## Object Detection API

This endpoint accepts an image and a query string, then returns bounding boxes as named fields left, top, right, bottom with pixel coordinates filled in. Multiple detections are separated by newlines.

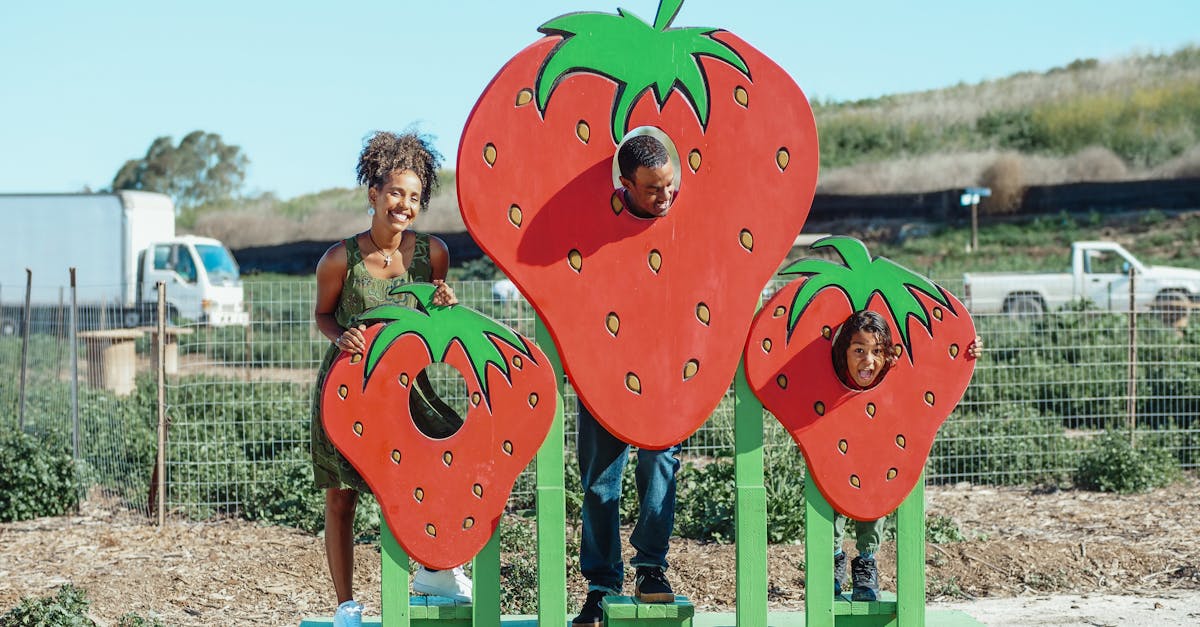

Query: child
left=828, top=310, right=981, bottom=600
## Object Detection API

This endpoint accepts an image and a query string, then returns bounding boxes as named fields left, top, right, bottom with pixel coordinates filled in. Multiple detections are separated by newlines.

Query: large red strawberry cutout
left=321, top=284, right=557, bottom=569
left=457, top=0, right=818, bottom=448
left=744, top=237, right=977, bottom=521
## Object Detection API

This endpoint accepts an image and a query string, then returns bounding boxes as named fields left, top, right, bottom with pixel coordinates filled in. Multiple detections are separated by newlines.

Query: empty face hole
left=409, top=363, right=468, bottom=439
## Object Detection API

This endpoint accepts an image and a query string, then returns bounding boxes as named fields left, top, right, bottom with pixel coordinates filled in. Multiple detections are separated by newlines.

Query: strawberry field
left=2, top=277, right=1197, bottom=530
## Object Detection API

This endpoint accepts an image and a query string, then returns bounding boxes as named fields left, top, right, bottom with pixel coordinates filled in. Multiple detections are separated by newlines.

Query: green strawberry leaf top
left=356, top=283, right=534, bottom=404
left=779, top=236, right=953, bottom=356
left=536, top=0, right=749, bottom=143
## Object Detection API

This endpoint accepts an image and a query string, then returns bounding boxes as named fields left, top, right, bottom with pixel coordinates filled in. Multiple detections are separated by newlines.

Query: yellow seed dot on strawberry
left=866, top=403, right=876, bottom=417
left=515, top=89, right=533, bottom=106
left=399, top=373, right=410, bottom=387
left=814, top=401, right=825, bottom=416
left=777, top=374, right=788, bottom=390
left=610, top=191, right=624, bottom=215
left=838, top=439, right=848, bottom=454
left=337, top=385, right=348, bottom=400
left=894, top=344, right=903, bottom=357
left=349, top=353, right=362, bottom=364
left=414, top=488, right=424, bottom=502
left=924, top=391, right=935, bottom=405
left=426, top=524, right=436, bottom=537
left=353, top=422, right=363, bottom=436
left=696, top=303, right=711, bottom=325
left=391, top=450, right=401, bottom=464
left=849, top=475, right=861, bottom=488
left=483, top=143, right=497, bottom=166
left=734, top=86, right=749, bottom=107
left=688, top=149, right=702, bottom=172
left=774, top=306, right=786, bottom=318
left=776, top=148, right=790, bottom=171
left=625, top=372, right=642, bottom=394
left=568, top=249, right=583, bottom=272
left=473, top=484, right=483, bottom=498
left=886, top=468, right=898, bottom=480
left=606, top=312, right=620, bottom=336
left=895, top=434, right=907, bottom=449
left=648, top=250, right=662, bottom=273
left=933, top=307, right=943, bottom=321
left=471, top=391, right=481, bottom=406
left=502, top=440, right=513, bottom=455
left=822, top=325, right=832, bottom=339
left=739, top=229, right=754, bottom=252
left=683, top=359, right=699, bottom=380
left=513, top=355, right=523, bottom=368
left=463, top=517, right=475, bottom=530
left=442, top=451, right=453, bottom=466
left=508, top=205, right=523, bottom=228
left=576, top=120, right=590, bottom=144
left=949, top=344, right=960, bottom=358
left=528, top=393, right=539, bottom=408
left=762, top=338, right=773, bottom=353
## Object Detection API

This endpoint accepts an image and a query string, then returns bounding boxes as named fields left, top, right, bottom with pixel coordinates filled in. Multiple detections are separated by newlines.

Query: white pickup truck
left=963, top=241, right=1200, bottom=318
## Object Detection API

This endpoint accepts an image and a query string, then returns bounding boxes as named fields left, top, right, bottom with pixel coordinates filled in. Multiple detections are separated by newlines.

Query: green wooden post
left=381, top=515, right=412, bottom=627
left=535, top=316, right=569, bottom=626
left=473, top=530, right=502, bottom=627
left=804, top=472, right=836, bottom=627
left=733, top=362, right=767, bottom=627
left=894, top=474, right=926, bottom=627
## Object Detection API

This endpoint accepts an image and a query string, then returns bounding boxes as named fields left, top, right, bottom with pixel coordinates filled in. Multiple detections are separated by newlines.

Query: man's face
left=620, top=161, right=676, bottom=217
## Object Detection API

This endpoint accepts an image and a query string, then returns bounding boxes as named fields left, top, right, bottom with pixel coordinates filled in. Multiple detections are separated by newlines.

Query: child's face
left=844, top=330, right=888, bottom=388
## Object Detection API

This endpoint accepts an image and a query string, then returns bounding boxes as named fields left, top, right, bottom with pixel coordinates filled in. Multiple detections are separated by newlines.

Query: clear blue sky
left=1, top=0, right=1195, bottom=200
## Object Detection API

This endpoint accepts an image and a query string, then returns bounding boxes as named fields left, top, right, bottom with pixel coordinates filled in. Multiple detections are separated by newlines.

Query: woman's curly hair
left=356, top=131, right=443, bottom=209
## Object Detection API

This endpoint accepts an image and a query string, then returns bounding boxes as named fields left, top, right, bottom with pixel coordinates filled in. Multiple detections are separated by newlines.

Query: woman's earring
left=367, top=206, right=376, bottom=217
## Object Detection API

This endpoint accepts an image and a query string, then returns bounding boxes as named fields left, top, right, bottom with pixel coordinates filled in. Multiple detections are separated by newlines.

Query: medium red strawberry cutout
left=744, top=237, right=977, bottom=521
left=457, top=0, right=818, bottom=448
left=321, top=284, right=557, bottom=569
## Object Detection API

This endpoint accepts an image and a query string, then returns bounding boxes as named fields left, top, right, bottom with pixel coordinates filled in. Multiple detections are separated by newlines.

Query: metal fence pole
left=243, top=286, right=252, bottom=382
left=1127, top=267, right=1137, bottom=446
left=69, top=268, right=79, bottom=460
left=18, top=269, right=32, bottom=430
left=156, top=281, right=167, bottom=527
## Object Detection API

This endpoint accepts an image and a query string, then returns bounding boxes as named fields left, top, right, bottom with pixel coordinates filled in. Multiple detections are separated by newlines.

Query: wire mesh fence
left=2, top=277, right=1197, bottom=522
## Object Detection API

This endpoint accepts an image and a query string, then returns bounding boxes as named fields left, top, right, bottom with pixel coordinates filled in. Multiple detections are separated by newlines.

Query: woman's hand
left=334, top=324, right=368, bottom=354
left=968, top=335, right=984, bottom=358
left=432, top=279, right=458, bottom=306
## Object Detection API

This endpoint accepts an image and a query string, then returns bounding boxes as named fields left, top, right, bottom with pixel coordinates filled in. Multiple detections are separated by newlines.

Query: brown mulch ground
left=2, top=476, right=1198, bottom=625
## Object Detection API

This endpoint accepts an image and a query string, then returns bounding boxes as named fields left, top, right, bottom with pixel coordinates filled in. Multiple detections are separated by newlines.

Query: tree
left=111, top=130, right=248, bottom=210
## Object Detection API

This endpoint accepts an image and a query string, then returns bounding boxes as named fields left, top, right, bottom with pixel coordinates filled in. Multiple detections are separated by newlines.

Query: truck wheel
left=1003, top=295, right=1045, bottom=319
left=1152, top=292, right=1188, bottom=326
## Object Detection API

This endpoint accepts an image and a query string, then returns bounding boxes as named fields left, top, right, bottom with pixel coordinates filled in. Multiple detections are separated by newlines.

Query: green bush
left=926, top=514, right=966, bottom=544
left=1074, top=431, right=1180, bottom=493
left=499, top=514, right=539, bottom=615
left=675, top=446, right=808, bottom=544
left=0, top=429, right=81, bottom=522
left=0, top=584, right=163, bottom=627
left=931, top=403, right=1073, bottom=485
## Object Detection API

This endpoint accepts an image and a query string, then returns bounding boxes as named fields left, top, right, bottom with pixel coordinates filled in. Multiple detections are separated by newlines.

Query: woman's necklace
left=366, top=230, right=401, bottom=267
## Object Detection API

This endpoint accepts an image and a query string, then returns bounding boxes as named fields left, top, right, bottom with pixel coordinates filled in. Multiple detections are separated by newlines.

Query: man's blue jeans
left=577, top=401, right=681, bottom=593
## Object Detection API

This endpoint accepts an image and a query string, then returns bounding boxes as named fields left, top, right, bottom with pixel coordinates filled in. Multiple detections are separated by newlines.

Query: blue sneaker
left=851, top=556, right=879, bottom=602
left=333, top=599, right=363, bottom=627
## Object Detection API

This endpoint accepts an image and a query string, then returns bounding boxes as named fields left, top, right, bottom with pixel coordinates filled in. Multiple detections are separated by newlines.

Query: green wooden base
left=300, top=608, right=982, bottom=627
left=603, top=596, right=695, bottom=627
left=299, top=596, right=472, bottom=627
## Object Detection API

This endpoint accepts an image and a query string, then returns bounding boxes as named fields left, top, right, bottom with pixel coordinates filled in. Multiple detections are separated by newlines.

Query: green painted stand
left=604, top=596, right=695, bottom=627
left=303, top=317, right=979, bottom=626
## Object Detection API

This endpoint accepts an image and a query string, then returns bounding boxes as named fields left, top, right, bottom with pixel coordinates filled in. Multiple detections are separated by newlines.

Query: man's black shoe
left=833, top=551, right=847, bottom=595
left=572, top=590, right=606, bottom=626
left=634, top=566, right=675, bottom=603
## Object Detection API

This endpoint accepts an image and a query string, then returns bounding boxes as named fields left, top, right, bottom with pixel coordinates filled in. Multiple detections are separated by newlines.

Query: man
left=573, top=133, right=681, bottom=626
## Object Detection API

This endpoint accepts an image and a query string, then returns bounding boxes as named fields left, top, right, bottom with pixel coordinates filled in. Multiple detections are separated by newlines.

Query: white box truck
left=0, top=191, right=249, bottom=334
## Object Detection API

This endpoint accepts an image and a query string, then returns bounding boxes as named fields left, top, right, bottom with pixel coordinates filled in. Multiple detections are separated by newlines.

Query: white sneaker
left=333, top=599, right=363, bottom=627
left=413, top=565, right=473, bottom=602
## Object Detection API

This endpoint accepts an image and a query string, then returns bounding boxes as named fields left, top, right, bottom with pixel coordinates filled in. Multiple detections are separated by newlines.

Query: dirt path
left=1, top=477, right=1197, bottom=625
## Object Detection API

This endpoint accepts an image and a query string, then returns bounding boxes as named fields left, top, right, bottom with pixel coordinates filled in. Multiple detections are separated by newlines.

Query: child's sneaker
left=333, top=599, right=363, bottom=627
left=833, top=551, right=847, bottom=595
left=850, top=555, right=879, bottom=602
left=413, top=565, right=473, bottom=602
